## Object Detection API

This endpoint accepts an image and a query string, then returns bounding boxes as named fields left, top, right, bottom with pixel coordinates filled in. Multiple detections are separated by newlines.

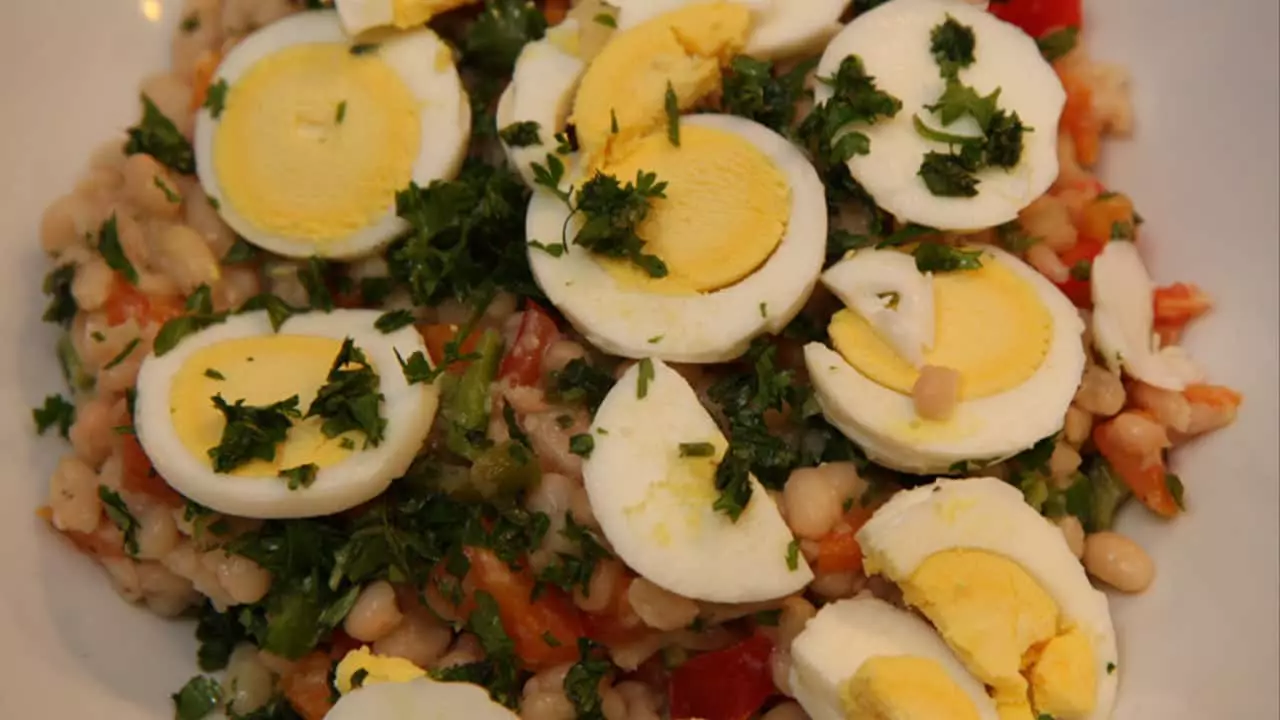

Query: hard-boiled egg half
left=527, top=3, right=826, bottom=363
left=1091, top=240, right=1205, bottom=390
left=790, top=595, right=1001, bottom=720
left=612, top=0, right=850, bottom=59
left=193, top=11, right=469, bottom=259
left=329, top=648, right=517, bottom=720
left=335, top=0, right=480, bottom=36
left=804, top=245, right=1086, bottom=474
left=134, top=309, right=439, bottom=519
left=582, top=359, right=812, bottom=603
left=814, top=0, right=1066, bottom=230
left=857, top=477, right=1119, bottom=720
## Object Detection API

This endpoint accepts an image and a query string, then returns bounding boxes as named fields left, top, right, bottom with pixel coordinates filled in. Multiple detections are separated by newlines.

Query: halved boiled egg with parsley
left=134, top=309, right=439, bottom=519
left=804, top=245, right=1086, bottom=474
left=1091, top=240, right=1205, bottom=390
left=857, top=477, right=1119, bottom=720
left=335, top=0, right=480, bottom=36
left=582, top=358, right=813, bottom=603
left=814, top=0, right=1065, bottom=230
left=612, top=0, right=850, bottom=59
left=790, top=595, right=1001, bottom=720
left=193, top=11, right=469, bottom=259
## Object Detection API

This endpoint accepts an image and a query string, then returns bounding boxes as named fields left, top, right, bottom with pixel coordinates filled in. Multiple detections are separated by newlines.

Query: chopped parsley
left=678, top=442, right=716, bottom=458
left=721, top=55, right=816, bottom=136
left=103, top=338, right=141, bottom=370
left=179, top=13, right=201, bottom=33
left=786, top=539, right=801, bottom=570
left=1070, top=259, right=1092, bottom=281
left=1037, top=26, right=1079, bottom=62
left=564, top=639, right=612, bottom=720
left=538, top=516, right=611, bottom=596
left=33, top=394, right=76, bottom=438
left=172, top=675, right=223, bottom=720
left=1166, top=472, right=1186, bottom=510
left=154, top=175, right=182, bottom=203
left=462, top=0, right=548, bottom=75
left=499, top=120, right=541, bottom=147
left=335, top=100, right=347, bottom=124
left=636, top=358, right=655, bottom=399
left=306, top=338, right=386, bottom=448
left=930, top=15, right=976, bottom=78
left=610, top=108, right=619, bottom=134
left=1107, top=662, right=1117, bottom=674
left=593, top=12, right=616, bottom=27
left=204, top=79, right=229, bottom=119
left=664, top=81, right=680, bottom=146
left=997, top=220, right=1040, bottom=253
left=237, top=292, right=297, bottom=333
left=528, top=240, right=565, bottom=257
left=297, top=257, right=334, bottom=312
left=99, top=486, right=139, bottom=556
left=549, top=358, right=615, bottom=413
left=125, top=95, right=196, bottom=174
left=567, top=170, right=669, bottom=277
left=753, top=609, right=782, bottom=626
left=154, top=284, right=229, bottom=355
left=916, top=73, right=1031, bottom=196
left=204, top=368, right=226, bottom=381
left=911, top=113, right=983, bottom=146
left=374, top=309, right=416, bottom=333
left=349, top=43, right=379, bottom=55
left=918, top=150, right=980, bottom=197
left=222, top=238, right=258, bottom=264
left=97, top=214, right=138, bottom=285
left=569, top=433, right=595, bottom=458
left=1111, top=221, right=1135, bottom=241
left=798, top=55, right=902, bottom=167
left=207, top=394, right=301, bottom=473
left=647, top=335, right=663, bottom=344
left=41, top=264, right=77, bottom=327
left=279, top=464, right=319, bottom=491
left=913, top=243, right=984, bottom=272
left=350, top=668, right=370, bottom=689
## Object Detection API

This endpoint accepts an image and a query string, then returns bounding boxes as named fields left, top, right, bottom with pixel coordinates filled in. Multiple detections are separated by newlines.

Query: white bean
left=48, top=455, right=102, bottom=533
left=121, top=152, right=183, bottom=218
left=155, top=224, right=221, bottom=294
left=627, top=578, right=699, bottom=632
left=373, top=607, right=452, bottom=667
left=344, top=581, right=404, bottom=643
left=210, top=551, right=272, bottom=604
left=225, top=644, right=274, bottom=715
left=782, top=467, right=844, bottom=540
left=1083, top=531, right=1155, bottom=593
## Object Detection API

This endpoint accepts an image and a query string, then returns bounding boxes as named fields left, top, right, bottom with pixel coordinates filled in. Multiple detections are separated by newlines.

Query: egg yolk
left=841, top=655, right=983, bottom=720
left=596, top=125, right=790, bottom=294
left=169, top=335, right=361, bottom=476
left=333, top=647, right=426, bottom=695
left=899, top=549, right=1097, bottom=719
left=214, top=43, right=420, bottom=244
left=571, top=1, right=751, bottom=166
left=391, top=0, right=477, bottom=28
left=829, top=251, right=1053, bottom=400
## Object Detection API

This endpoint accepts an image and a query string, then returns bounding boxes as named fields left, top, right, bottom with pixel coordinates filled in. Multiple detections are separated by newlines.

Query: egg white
left=327, top=678, right=519, bottom=720
left=790, top=595, right=1002, bottom=720
left=822, top=248, right=937, bottom=367
left=813, top=0, right=1065, bottom=230
left=582, top=358, right=813, bottom=603
left=805, top=245, right=1086, bottom=474
left=1091, top=240, right=1205, bottom=391
left=495, top=22, right=587, bottom=189
left=193, top=11, right=470, bottom=259
left=856, top=477, right=1119, bottom=720
left=613, top=0, right=849, bottom=59
left=134, top=309, right=439, bottom=519
left=527, top=113, right=826, bottom=364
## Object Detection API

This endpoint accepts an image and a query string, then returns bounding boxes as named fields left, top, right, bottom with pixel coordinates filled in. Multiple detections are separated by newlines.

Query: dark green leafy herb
left=531, top=153, right=570, bottom=201
left=237, top=293, right=297, bottom=333
left=664, top=82, right=680, bottom=146
left=554, top=129, right=578, bottom=154
left=997, top=220, right=1040, bottom=253
left=42, top=264, right=77, bottom=327
left=298, top=257, right=335, bottom=312
left=549, top=358, right=616, bottom=413
left=984, top=110, right=1028, bottom=168
left=349, top=43, right=379, bottom=55
left=564, top=639, right=612, bottom=720
left=827, top=229, right=874, bottom=266
left=103, top=337, right=141, bottom=370
left=99, top=486, right=139, bottom=555
left=930, top=15, right=976, bottom=78
left=919, top=150, right=980, bottom=197
left=528, top=240, right=565, bottom=257
left=180, top=13, right=201, bottom=32
left=721, top=55, right=816, bottom=136
left=465, top=590, right=522, bottom=705
left=572, top=171, right=669, bottom=277
left=1037, top=26, right=1079, bottom=62
left=927, top=78, right=1001, bottom=128
left=204, top=79, right=229, bottom=119
left=359, top=276, right=394, bottom=305
left=913, top=243, right=983, bottom=272
left=307, top=338, right=386, bottom=447
left=441, top=330, right=504, bottom=460
left=208, top=394, right=301, bottom=473
left=1166, top=472, right=1186, bottom=510
left=464, top=0, right=548, bottom=75
left=538, top=516, right=611, bottom=596
left=126, top=95, right=196, bottom=174
left=797, top=55, right=902, bottom=167
left=195, top=601, right=245, bottom=671
left=154, top=175, right=182, bottom=203
left=875, top=222, right=937, bottom=248
left=569, top=433, right=595, bottom=458
left=593, top=12, right=616, bottom=27
left=610, top=108, right=619, bottom=134
left=1070, top=259, right=1092, bottom=281
left=335, top=100, right=347, bottom=124
left=1111, top=221, right=1135, bottom=241
left=499, top=120, right=542, bottom=147
left=786, top=539, right=800, bottom=570
left=33, top=394, right=75, bottom=438
left=1107, top=662, right=1117, bottom=674
left=155, top=284, right=230, bottom=355
left=374, top=309, right=416, bottom=334
left=97, top=214, right=138, bottom=285
left=753, top=609, right=782, bottom=626
left=222, top=238, right=259, bottom=264
left=172, top=675, right=223, bottom=720
left=912, top=114, right=983, bottom=146
left=280, top=464, right=319, bottom=490
left=636, top=358, right=655, bottom=398
left=678, top=442, right=716, bottom=458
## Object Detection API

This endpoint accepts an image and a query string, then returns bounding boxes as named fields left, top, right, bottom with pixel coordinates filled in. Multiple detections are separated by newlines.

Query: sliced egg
left=813, top=0, right=1065, bottom=230
left=1091, top=240, right=1205, bottom=390
left=582, top=358, right=812, bottom=603
left=193, top=11, right=469, bottom=259
left=790, top=595, right=1000, bottom=720
left=857, top=477, right=1119, bottom=720
left=612, top=0, right=849, bottom=59
left=805, top=245, right=1085, bottom=474
left=495, top=21, right=587, bottom=188
left=134, top=309, right=439, bottom=519
left=335, top=0, right=481, bottom=36
left=527, top=114, right=826, bottom=363
left=333, top=647, right=426, bottom=694
left=328, top=678, right=518, bottom=720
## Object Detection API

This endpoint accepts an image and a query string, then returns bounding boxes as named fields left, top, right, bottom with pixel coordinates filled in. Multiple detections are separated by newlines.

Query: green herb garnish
left=721, top=55, right=816, bottom=136
left=279, top=463, right=319, bottom=490
left=208, top=394, right=301, bottom=473
left=42, top=264, right=77, bottom=327
left=171, top=675, right=223, bottom=720
left=374, top=309, right=416, bottom=334
left=99, top=486, right=139, bottom=555
left=678, top=442, right=716, bottom=458
left=97, top=214, right=138, bottom=285
left=306, top=338, right=386, bottom=448
left=664, top=81, right=680, bottom=146
left=335, top=100, right=347, bottom=124
left=637, top=358, right=654, bottom=399
left=499, top=120, right=541, bottom=147
left=1038, top=26, right=1079, bottom=62
left=154, top=175, right=182, bottom=203
left=930, top=15, right=976, bottom=78
left=33, top=394, right=75, bottom=438
left=125, top=95, right=196, bottom=174
left=569, top=433, right=595, bottom=458
left=913, top=243, right=984, bottom=272
left=786, top=539, right=801, bottom=570
left=204, top=79, right=228, bottom=119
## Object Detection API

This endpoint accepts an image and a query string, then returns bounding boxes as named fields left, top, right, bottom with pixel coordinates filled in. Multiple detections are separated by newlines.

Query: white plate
left=0, top=1, right=1275, bottom=718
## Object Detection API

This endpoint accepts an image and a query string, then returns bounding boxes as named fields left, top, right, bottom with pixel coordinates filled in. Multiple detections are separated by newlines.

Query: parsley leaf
left=172, top=675, right=223, bottom=720
left=984, top=109, right=1028, bottom=168
left=528, top=240, right=565, bottom=257
left=208, top=394, right=301, bottom=473
left=1166, top=472, right=1186, bottom=510
left=569, top=433, right=594, bottom=458
left=721, top=55, right=816, bottom=136
left=154, top=175, right=182, bottom=203
left=549, top=358, right=616, bottom=413
left=99, top=486, right=139, bottom=555
left=786, top=539, right=801, bottom=570
left=636, top=358, right=655, bottom=398
left=180, top=13, right=201, bottom=32
left=297, top=257, right=334, bottom=312
left=194, top=601, right=245, bottom=672
left=918, top=150, right=981, bottom=197
left=306, top=338, right=386, bottom=447
left=125, top=95, right=196, bottom=174
left=237, top=293, right=297, bottom=333
left=335, top=100, right=347, bottom=124
left=564, top=639, right=612, bottom=720
left=103, top=337, right=141, bottom=370
left=374, top=309, right=416, bottom=334
left=930, top=15, right=976, bottom=78
left=997, top=220, right=1040, bottom=252
left=913, top=243, right=984, bottom=272
left=279, top=464, right=319, bottom=490
left=664, top=81, right=680, bottom=146
left=538, top=516, right=611, bottom=596
left=499, top=120, right=542, bottom=147
left=572, top=171, right=669, bottom=277
left=927, top=77, right=1001, bottom=128
left=155, top=285, right=229, bottom=355
left=41, top=264, right=77, bottom=327
left=222, top=238, right=259, bottom=264
left=593, top=12, right=616, bottom=27
left=463, top=0, right=548, bottom=75
left=33, top=394, right=76, bottom=438
left=97, top=214, right=138, bottom=285
left=203, top=79, right=228, bottom=119
left=1038, top=26, right=1079, bottom=62
left=678, top=442, right=716, bottom=457
left=797, top=55, right=902, bottom=167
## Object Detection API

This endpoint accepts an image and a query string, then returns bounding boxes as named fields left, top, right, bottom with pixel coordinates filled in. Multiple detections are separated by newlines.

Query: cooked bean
left=137, top=561, right=199, bottom=617
left=213, top=267, right=261, bottom=311
left=762, top=701, right=810, bottom=720
left=1106, top=411, right=1171, bottom=457
left=521, top=692, right=576, bottom=720
left=71, top=257, right=115, bottom=312
left=154, top=224, right=221, bottom=294
left=139, top=73, right=194, bottom=140
left=783, top=467, right=844, bottom=540
left=172, top=0, right=224, bottom=79
left=179, top=176, right=236, bottom=258
left=1063, top=405, right=1093, bottom=447
left=48, top=455, right=102, bottom=533
left=1084, top=531, right=1154, bottom=593
left=1048, top=441, right=1083, bottom=486
left=102, top=557, right=143, bottom=603
left=41, top=195, right=94, bottom=255
left=523, top=663, right=572, bottom=698
left=221, top=0, right=294, bottom=40
left=1074, top=365, right=1126, bottom=417
left=432, top=633, right=482, bottom=670
left=134, top=503, right=181, bottom=560
left=225, top=644, right=274, bottom=715
left=1019, top=194, right=1078, bottom=252
left=913, top=365, right=961, bottom=421
left=770, top=648, right=794, bottom=696
left=777, top=595, right=817, bottom=651
left=1129, top=381, right=1192, bottom=433
left=601, top=686, right=628, bottom=720
left=809, top=570, right=863, bottom=600
left=574, top=559, right=622, bottom=614
left=541, top=339, right=587, bottom=377
left=69, top=395, right=125, bottom=467
left=1055, top=516, right=1086, bottom=559
left=122, top=153, right=183, bottom=219
left=211, top=551, right=272, bottom=604
left=114, top=212, right=152, bottom=271
left=525, top=411, right=583, bottom=478
left=1027, top=242, right=1070, bottom=283
left=627, top=578, right=699, bottom=631
left=373, top=607, right=452, bottom=667
left=344, top=580, right=404, bottom=643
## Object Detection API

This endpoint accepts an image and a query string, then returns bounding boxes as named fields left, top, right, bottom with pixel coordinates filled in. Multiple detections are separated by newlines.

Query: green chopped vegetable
left=678, top=442, right=716, bottom=458
left=42, top=264, right=77, bottom=327
left=721, top=55, right=816, bottom=136
left=125, top=95, right=196, bottom=174
left=786, top=539, right=801, bottom=570
left=204, top=79, right=228, bottom=119
left=499, top=120, right=541, bottom=147
left=569, top=433, right=595, bottom=458
left=99, top=486, right=139, bottom=555
left=103, top=337, right=140, bottom=370
left=279, top=464, right=319, bottom=490
left=97, top=214, right=138, bottom=285
left=637, top=358, right=655, bottom=398
left=307, top=338, right=386, bottom=447
left=564, top=639, right=612, bottom=720
left=442, top=329, right=504, bottom=460
left=664, top=81, right=680, bottom=146
left=1037, top=26, right=1079, bottom=62
left=208, top=394, right=301, bottom=473
left=374, top=309, right=416, bottom=334
left=930, top=14, right=976, bottom=78
left=913, top=243, right=984, bottom=272
left=172, top=675, right=223, bottom=720
left=33, top=394, right=75, bottom=439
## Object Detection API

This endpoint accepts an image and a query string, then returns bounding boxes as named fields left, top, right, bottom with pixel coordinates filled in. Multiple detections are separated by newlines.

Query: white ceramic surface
left=0, top=1, right=1275, bottom=718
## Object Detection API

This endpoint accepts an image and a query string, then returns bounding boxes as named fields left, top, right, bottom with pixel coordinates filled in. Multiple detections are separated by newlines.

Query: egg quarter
left=335, top=0, right=483, bottom=36
left=193, top=11, right=470, bottom=260
left=134, top=309, right=440, bottom=519
left=612, top=0, right=850, bottom=60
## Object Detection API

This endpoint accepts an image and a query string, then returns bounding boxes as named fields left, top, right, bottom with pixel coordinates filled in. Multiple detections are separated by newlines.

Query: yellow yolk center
left=829, top=251, right=1053, bottom=400
left=391, top=0, right=476, bottom=28
left=841, top=655, right=983, bottom=720
left=170, top=335, right=360, bottom=476
left=333, top=647, right=426, bottom=695
left=899, top=549, right=1097, bottom=719
left=213, top=43, right=420, bottom=244
left=596, top=125, right=790, bottom=294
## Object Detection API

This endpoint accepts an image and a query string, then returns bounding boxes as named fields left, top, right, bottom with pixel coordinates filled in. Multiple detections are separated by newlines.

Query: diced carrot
left=1153, top=322, right=1182, bottom=347
left=120, top=434, right=185, bottom=507
left=814, top=505, right=875, bottom=575
left=418, top=323, right=483, bottom=376
left=544, top=0, right=570, bottom=25
left=1154, top=283, right=1212, bottom=326
left=1093, top=418, right=1179, bottom=518
left=281, top=652, right=336, bottom=720
left=1058, top=69, right=1101, bottom=167
left=1078, top=192, right=1136, bottom=242
left=1183, top=384, right=1243, bottom=410
left=189, top=50, right=222, bottom=112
